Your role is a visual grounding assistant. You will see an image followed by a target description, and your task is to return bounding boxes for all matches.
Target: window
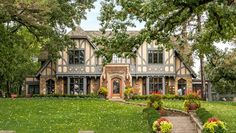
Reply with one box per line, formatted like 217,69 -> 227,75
28,85 -> 39,94
178,78 -> 186,95
46,79 -> 55,94
149,77 -> 163,94
148,48 -> 163,64
70,78 -> 84,94
68,50 -> 85,64
111,54 -> 122,63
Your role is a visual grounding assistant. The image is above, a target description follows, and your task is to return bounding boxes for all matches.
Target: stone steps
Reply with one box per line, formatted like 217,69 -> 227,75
164,116 -> 198,133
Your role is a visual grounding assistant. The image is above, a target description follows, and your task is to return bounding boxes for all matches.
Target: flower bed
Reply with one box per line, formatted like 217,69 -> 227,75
203,118 -> 227,133
152,117 -> 173,133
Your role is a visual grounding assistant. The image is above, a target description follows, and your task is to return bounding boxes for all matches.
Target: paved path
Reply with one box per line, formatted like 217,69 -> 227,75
165,116 -> 197,133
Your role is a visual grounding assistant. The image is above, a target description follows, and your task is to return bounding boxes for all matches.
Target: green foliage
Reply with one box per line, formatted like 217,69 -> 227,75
196,108 -> 214,123
131,94 -> 186,100
147,95 -> 163,110
159,121 -> 173,133
143,107 -> 160,132
131,95 -> 150,100
0,99 -> 148,132
0,0 -> 95,96
95,0 -> 236,64
184,93 -> 201,111
183,99 -> 201,111
124,87 -> 134,100
98,87 -> 108,97
205,48 -> 236,94
203,118 -> 227,133
152,118 -> 173,133
32,94 -> 100,99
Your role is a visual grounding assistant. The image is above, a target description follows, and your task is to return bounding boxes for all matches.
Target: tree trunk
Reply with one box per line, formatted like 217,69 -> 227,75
197,15 -> 206,100
6,81 -> 11,97
200,56 -> 206,99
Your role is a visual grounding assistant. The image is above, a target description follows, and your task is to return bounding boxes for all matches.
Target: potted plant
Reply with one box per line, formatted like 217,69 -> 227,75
98,87 -> 108,99
153,117 -> 173,133
203,118 -> 227,133
10,87 -> 18,98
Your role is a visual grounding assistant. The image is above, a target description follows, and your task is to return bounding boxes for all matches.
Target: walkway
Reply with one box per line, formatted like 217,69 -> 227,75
162,116 -> 197,133
117,101 -> 199,133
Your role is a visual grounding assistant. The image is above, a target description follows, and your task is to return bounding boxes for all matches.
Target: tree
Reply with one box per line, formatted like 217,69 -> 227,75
0,0 -> 95,96
95,0 -> 236,63
205,48 -> 236,94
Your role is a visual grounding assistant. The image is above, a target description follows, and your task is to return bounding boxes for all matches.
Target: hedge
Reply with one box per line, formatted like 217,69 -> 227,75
130,94 -> 199,100
32,94 -> 100,99
196,108 -> 213,123
143,107 -> 160,132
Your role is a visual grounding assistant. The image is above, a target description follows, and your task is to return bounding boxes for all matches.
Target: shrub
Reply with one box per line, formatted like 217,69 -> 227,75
184,99 -> 201,111
130,94 -> 188,100
130,95 -> 149,100
32,94 -> 100,98
196,108 -> 213,123
152,117 -> 173,133
143,107 -> 160,132
147,95 -> 163,110
186,93 -> 201,100
184,93 -> 201,111
124,87 -> 134,99
203,118 -> 227,133
98,87 -> 108,97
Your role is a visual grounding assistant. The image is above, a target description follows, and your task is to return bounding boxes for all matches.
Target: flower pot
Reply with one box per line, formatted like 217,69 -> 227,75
11,94 -> 17,98
189,103 -> 198,110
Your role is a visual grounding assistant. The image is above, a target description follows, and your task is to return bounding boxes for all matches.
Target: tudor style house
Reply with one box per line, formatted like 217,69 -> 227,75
25,27 -> 197,99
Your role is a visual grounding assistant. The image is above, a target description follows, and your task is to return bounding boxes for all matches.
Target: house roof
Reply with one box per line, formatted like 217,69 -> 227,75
35,60 -> 51,78
174,50 -> 197,78
67,27 -> 139,49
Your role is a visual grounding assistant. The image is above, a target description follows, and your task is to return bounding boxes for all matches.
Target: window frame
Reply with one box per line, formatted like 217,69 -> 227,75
28,85 -> 40,94
70,78 -> 84,94
148,48 -> 164,64
149,77 -> 163,94
68,49 -> 85,65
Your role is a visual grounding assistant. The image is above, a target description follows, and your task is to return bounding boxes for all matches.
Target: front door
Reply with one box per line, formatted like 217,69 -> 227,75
111,78 -> 122,97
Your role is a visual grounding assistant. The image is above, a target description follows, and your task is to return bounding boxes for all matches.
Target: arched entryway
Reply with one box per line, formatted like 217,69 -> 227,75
178,78 -> 186,95
46,79 -> 55,94
111,78 -> 122,98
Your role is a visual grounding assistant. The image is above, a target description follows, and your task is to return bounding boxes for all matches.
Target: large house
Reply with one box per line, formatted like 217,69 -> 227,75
25,27 -> 197,99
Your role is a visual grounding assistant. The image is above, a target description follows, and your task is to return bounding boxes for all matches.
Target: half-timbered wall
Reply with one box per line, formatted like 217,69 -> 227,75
57,39 -> 102,76
130,42 -> 175,76
175,56 -> 191,77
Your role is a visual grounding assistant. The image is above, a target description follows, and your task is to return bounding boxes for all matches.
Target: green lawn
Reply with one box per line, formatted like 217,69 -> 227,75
0,98 -> 148,133
130,99 -> 236,132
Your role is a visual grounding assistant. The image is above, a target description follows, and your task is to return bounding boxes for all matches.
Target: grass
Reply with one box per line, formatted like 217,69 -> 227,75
129,99 -> 236,132
0,98 -> 148,133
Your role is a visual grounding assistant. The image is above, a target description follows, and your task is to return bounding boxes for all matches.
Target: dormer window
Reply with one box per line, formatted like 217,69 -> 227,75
68,50 -> 85,64
148,48 -> 163,64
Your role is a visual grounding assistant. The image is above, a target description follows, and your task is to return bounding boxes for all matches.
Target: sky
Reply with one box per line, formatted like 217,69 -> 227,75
80,1 -> 235,74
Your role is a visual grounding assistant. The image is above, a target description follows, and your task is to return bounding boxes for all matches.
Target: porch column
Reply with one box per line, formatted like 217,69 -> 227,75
83,77 -> 87,94
162,76 -> 165,95
146,77 -> 150,95
67,77 -> 70,94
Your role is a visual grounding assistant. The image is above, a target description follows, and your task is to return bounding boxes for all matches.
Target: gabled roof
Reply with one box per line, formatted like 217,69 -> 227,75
67,27 -> 139,49
174,50 -> 197,78
35,60 -> 51,77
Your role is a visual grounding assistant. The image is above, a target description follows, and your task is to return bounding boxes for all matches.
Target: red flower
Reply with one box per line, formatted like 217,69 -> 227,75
152,91 -> 162,95
208,117 -> 219,123
157,117 -> 170,126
